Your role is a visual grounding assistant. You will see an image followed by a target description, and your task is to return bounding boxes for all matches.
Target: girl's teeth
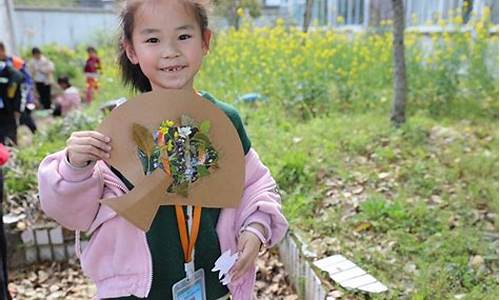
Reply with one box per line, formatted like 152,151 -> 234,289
165,66 -> 183,72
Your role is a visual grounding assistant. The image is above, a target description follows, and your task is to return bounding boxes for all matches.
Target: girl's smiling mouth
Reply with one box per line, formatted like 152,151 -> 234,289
160,65 -> 186,72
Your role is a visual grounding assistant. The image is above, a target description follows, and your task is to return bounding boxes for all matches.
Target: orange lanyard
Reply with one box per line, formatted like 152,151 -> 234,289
175,205 -> 202,263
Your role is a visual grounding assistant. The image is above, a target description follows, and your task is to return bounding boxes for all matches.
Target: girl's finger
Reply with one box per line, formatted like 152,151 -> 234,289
70,149 -> 105,161
67,152 -> 102,166
72,145 -> 110,160
73,131 -> 111,143
230,262 -> 243,282
73,137 -> 112,152
231,246 -> 254,282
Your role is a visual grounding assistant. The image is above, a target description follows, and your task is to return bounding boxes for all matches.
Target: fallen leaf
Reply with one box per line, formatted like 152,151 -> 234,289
355,221 -> 372,233
378,172 -> 390,179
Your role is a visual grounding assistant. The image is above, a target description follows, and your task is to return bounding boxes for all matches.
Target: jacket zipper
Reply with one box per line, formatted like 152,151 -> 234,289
104,175 -> 154,296
144,233 -> 153,297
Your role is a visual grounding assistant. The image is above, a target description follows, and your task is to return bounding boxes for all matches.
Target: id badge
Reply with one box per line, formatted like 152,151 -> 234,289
172,268 -> 206,300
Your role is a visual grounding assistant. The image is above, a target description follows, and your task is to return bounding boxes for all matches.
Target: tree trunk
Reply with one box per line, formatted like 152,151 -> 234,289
229,0 -> 241,29
303,0 -> 314,33
462,0 -> 474,24
390,0 -> 407,127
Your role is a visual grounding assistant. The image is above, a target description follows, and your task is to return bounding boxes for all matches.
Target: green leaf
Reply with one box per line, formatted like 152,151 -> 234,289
198,165 -> 209,177
137,148 -> 149,175
193,132 -> 210,144
199,120 -> 211,134
176,182 -> 189,197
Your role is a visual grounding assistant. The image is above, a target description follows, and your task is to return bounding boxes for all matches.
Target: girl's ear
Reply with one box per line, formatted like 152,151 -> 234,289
123,40 -> 139,64
202,29 -> 212,55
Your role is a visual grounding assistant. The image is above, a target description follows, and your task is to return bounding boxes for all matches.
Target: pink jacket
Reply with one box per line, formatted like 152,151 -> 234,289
38,148 -> 288,300
56,86 -> 81,116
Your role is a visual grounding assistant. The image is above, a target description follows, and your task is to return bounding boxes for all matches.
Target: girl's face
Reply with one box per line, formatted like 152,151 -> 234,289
125,0 -> 211,91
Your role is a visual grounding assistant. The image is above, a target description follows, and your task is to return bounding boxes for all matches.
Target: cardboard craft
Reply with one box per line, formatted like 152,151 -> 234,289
97,90 -> 245,231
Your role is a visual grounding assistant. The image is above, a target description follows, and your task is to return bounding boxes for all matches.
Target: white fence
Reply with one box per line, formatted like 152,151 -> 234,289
13,6 -> 119,49
282,0 -> 499,27
8,0 -> 500,51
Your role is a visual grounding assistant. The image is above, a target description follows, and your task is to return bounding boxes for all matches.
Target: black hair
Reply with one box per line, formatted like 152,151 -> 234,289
57,76 -> 71,87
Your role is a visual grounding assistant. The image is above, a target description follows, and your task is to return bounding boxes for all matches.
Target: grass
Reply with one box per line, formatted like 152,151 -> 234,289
240,102 -> 499,299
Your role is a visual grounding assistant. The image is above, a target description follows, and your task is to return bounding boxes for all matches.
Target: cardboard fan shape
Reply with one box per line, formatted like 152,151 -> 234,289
97,90 -> 245,232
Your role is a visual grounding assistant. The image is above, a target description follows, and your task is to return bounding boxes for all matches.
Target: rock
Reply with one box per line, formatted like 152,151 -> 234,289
327,290 -> 344,299
49,285 -> 60,292
469,255 -> 485,270
378,172 -> 390,179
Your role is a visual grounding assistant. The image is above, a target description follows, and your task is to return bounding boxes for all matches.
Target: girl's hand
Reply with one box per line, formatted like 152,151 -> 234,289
66,131 -> 112,168
230,223 -> 265,283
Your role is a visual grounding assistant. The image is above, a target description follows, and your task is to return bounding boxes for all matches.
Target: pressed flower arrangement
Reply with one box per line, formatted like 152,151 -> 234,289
133,115 -> 219,197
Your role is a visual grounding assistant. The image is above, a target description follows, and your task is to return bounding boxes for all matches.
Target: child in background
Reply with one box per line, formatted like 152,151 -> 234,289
28,47 -> 54,110
84,46 -> 101,104
53,76 -> 81,117
38,1 -> 288,299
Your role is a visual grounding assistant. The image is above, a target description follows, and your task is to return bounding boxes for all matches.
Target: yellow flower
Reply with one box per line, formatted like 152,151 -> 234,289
159,120 -> 175,134
237,7 -> 244,17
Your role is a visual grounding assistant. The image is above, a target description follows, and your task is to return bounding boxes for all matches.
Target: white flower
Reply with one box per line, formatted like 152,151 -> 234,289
178,126 -> 192,138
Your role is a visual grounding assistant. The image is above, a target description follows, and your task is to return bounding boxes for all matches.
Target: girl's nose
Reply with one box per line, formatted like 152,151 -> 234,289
161,44 -> 180,59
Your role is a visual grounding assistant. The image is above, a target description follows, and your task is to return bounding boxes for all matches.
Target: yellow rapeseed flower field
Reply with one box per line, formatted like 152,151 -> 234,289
194,12 -> 497,115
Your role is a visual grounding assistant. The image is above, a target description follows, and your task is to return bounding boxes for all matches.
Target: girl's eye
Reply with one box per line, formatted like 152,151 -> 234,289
146,38 -> 159,43
179,34 -> 191,41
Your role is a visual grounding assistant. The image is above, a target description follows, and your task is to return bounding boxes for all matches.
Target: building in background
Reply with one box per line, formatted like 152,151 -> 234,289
5,0 -> 500,50
260,0 -> 498,29
0,0 -> 17,54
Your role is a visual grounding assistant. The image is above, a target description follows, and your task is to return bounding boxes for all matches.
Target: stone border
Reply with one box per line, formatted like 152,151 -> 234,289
7,224 -> 88,268
278,232 -> 328,300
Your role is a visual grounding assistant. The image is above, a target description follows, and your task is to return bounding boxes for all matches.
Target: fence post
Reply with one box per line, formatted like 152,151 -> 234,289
332,0 -> 338,26
364,0 -> 370,27
347,0 -> 353,24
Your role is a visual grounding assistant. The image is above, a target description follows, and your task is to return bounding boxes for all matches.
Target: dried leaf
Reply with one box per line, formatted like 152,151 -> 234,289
132,123 -> 154,156
355,221 -> 372,233
352,185 -> 364,195
181,114 -> 195,126
378,172 -> 390,179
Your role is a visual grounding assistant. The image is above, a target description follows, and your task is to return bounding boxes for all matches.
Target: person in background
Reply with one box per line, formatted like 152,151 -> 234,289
28,47 -> 54,110
0,59 -> 23,145
53,76 -> 81,117
0,59 -> 21,300
84,46 -> 101,104
0,42 -> 37,134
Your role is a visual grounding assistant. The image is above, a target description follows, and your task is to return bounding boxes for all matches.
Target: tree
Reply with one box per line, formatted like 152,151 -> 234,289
303,0 -> 314,33
390,0 -> 407,126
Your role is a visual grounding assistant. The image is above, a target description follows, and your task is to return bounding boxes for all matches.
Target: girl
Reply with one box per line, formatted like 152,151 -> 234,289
84,46 -> 101,104
28,47 -> 54,110
37,1 -> 288,300
53,76 -> 81,117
